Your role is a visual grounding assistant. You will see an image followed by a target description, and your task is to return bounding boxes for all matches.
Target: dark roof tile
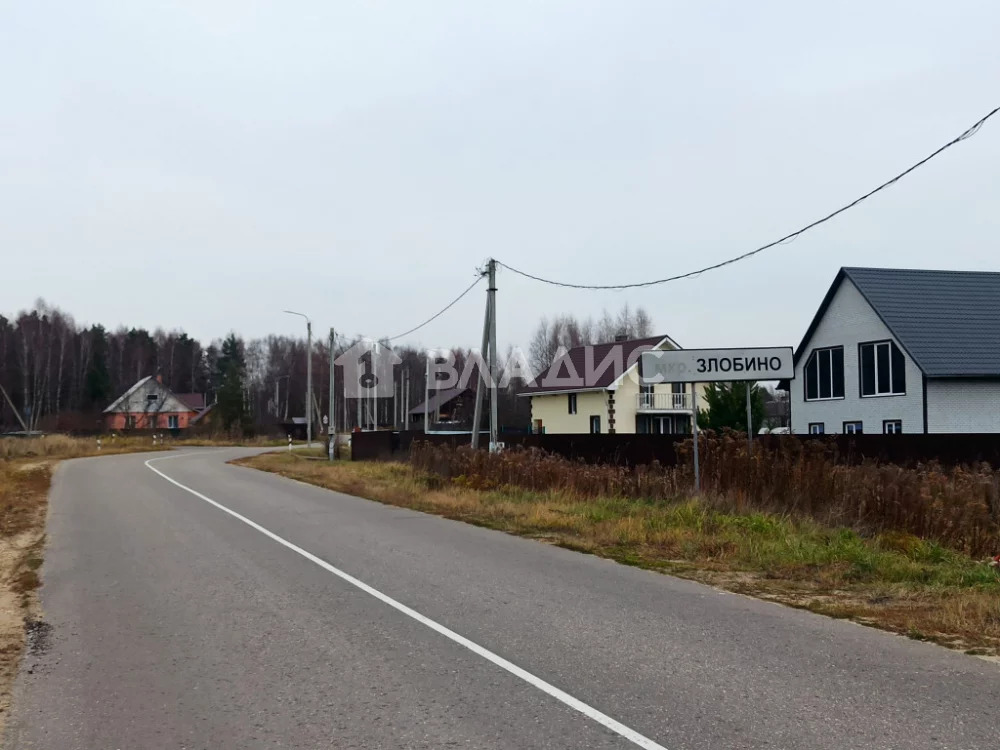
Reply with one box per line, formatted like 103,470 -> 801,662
798,267 -> 1000,378
521,335 -> 676,394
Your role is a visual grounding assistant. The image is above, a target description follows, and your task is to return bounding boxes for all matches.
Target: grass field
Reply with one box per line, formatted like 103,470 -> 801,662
237,452 -> 1000,657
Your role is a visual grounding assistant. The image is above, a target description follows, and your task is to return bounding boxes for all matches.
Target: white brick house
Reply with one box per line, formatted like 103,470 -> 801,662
786,267 -> 1000,434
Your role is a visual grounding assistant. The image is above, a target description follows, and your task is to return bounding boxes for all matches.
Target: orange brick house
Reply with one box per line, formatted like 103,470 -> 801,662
104,375 -> 205,431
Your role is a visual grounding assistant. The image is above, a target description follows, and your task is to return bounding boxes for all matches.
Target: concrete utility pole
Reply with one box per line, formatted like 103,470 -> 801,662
0,382 -> 28,433
746,383 -> 753,454
404,368 -> 410,430
328,328 -> 336,459
487,259 -> 499,452
471,266 -> 491,449
371,341 -> 377,431
471,260 -> 499,450
424,354 -> 430,433
283,310 -> 312,446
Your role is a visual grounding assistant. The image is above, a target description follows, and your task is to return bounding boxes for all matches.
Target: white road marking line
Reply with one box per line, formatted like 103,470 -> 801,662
145,454 -> 668,750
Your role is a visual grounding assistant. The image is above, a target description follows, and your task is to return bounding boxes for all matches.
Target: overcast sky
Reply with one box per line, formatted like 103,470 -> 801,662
3,1 -> 998,354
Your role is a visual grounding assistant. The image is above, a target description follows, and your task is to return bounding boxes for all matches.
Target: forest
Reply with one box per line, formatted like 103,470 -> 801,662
0,300 -> 655,435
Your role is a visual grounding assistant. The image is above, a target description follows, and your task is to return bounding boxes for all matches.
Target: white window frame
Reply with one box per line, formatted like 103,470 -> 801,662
168,415 -> 179,429
859,340 -> 906,397
567,393 -> 577,415
589,415 -> 601,434
804,346 -> 844,401
808,422 -> 825,435
883,420 -> 902,435
843,421 -> 863,435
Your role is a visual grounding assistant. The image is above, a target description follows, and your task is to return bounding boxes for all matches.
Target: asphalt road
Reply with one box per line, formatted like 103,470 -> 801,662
5,448 -> 999,749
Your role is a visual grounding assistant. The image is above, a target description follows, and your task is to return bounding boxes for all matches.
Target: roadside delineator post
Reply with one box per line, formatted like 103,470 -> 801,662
288,434 -> 292,452
97,438 -> 102,452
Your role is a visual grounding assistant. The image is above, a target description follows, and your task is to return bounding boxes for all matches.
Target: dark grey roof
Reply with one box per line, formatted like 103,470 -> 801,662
520,335 -> 678,394
796,267 -> 1000,378
408,387 -> 472,416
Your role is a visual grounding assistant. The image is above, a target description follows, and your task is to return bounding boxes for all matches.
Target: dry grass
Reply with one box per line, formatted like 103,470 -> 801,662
0,435 -> 170,733
171,435 -> 292,448
237,452 -> 1000,656
0,434 -> 171,460
412,438 -> 1000,558
0,460 -> 54,730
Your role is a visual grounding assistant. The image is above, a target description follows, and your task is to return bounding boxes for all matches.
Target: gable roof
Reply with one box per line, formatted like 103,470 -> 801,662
408,387 -> 474,416
103,376 -> 199,414
103,376 -> 154,413
521,334 -> 678,395
175,393 -> 206,411
795,267 -> 1000,378
189,404 -> 214,424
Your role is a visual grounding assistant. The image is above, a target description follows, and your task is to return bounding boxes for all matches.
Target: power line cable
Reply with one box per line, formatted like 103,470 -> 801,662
497,104 -> 1000,290
386,272 -> 486,342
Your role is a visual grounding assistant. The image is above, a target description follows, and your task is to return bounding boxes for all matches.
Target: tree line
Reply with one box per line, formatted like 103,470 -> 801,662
1,301 -> 779,435
0,300 -> 539,434
528,303 -> 655,375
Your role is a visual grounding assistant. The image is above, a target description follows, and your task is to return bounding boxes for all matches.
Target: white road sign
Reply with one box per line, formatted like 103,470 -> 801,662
641,347 -> 794,383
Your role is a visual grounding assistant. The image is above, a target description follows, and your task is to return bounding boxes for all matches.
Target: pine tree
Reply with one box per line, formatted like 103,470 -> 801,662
216,333 -> 246,430
698,381 -> 765,434
84,325 -> 112,408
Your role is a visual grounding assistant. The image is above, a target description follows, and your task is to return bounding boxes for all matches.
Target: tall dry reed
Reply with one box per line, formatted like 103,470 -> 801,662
410,435 -> 1000,557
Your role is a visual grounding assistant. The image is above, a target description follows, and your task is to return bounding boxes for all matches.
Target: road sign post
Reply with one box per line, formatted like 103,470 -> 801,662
691,387 -> 700,492
746,382 -> 753,454
640,347 -> 794,492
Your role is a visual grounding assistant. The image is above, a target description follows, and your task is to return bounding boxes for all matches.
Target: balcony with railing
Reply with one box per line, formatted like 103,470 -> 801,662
636,391 -> 693,411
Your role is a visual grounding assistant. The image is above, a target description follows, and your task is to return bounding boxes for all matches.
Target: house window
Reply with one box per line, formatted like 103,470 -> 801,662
638,383 -> 653,409
804,347 -> 844,401
808,422 -> 825,435
859,340 -> 905,397
589,415 -> 601,434
843,421 -> 863,434
884,420 -> 902,435
147,394 -> 158,403
670,382 -> 686,407
125,415 -> 137,429
168,415 -> 179,429
568,393 -> 577,415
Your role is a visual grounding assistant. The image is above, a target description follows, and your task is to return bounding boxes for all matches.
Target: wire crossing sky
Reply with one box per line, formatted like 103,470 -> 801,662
497,104 -> 1000,290
3,2 -> 999,352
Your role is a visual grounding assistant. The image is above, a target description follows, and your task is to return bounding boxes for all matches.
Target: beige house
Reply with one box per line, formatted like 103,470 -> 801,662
521,335 -> 706,434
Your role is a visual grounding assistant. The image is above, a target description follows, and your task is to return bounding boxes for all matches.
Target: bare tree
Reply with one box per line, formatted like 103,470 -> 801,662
634,306 -> 653,338
595,309 -> 617,343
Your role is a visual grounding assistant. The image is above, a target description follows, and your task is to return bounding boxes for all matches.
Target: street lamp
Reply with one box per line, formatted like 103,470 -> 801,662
283,310 -> 313,446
